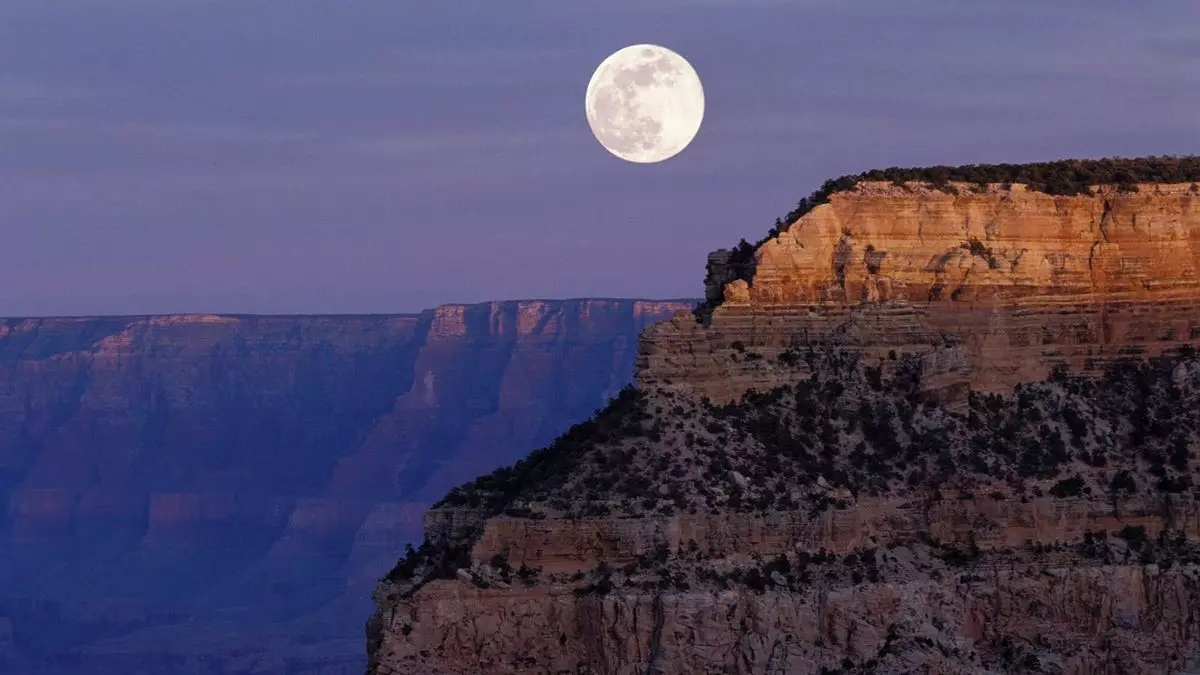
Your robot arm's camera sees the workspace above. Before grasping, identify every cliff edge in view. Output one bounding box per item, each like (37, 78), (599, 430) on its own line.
(644, 173), (1200, 405)
(367, 158), (1200, 675)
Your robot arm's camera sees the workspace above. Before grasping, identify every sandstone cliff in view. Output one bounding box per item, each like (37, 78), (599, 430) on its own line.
(641, 181), (1200, 405)
(369, 165), (1200, 675)
(0, 298), (691, 674)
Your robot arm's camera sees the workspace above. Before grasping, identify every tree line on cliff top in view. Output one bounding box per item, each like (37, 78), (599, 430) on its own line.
(700, 155), (1200, 320)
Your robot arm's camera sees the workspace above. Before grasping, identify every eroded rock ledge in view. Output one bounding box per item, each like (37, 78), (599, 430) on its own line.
(644, 180), (1200, 405)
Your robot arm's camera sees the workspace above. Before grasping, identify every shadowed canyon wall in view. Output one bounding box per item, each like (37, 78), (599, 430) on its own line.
(0, 298), (692, 674)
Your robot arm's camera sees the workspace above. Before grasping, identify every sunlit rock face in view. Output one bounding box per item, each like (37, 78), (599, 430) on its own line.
(639, 182), (1200, 405)
(0, 298), (691, 674)
(368, 181), (1200, 675)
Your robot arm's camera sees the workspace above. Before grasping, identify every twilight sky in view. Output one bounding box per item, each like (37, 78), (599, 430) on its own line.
(2, 0), (1199, 316)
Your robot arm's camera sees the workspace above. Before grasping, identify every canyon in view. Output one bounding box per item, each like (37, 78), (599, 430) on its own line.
(0, 298), (692, 674)
(370, 168), (1200, 674)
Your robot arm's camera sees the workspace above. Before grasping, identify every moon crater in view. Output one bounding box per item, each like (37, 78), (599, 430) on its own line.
(585, 44), (705, 164)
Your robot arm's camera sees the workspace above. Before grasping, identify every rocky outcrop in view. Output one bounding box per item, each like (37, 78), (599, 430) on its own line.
(0, 298), (691, 674)
(640, 182), (1200, 404)
(443, 495), (1200, 573)
(376, 516), (1200, 675)
(370, 172), (1200, 674)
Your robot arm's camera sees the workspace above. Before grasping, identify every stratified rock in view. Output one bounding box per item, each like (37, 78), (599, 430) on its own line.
(369, 164), (1200, 675)
(641, 182), (1200, 404)
(0, 298), (691, 673)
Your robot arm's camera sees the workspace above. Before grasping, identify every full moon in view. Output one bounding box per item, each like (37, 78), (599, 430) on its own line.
(585, 44), (705, 164)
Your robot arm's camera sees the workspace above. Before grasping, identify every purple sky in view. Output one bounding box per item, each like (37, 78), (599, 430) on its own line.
(2, 0), (1199, 316)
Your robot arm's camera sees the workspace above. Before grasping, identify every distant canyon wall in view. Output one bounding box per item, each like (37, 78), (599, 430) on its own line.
(0, 298), (691, 673)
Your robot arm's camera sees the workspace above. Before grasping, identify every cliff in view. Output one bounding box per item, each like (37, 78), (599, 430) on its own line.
(0, 298), (692, 674)
(369, 163), (1200, 674)
(641, 181), (1200, 404)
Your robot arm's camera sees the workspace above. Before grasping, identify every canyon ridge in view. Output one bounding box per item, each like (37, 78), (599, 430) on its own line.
(368, 158), (1200, 674)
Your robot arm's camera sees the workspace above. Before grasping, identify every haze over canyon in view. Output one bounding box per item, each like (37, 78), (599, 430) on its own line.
(0, 298), (691, 674)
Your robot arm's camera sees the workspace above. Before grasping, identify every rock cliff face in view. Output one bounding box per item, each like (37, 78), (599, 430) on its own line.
(0, 298), (691, 674)
(641, 182), (1200, 404)
(369, 175), (1200, 674)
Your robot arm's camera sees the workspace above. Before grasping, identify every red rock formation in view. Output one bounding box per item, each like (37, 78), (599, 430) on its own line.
(369, 178), (1200, 675)
(640, 182), (1200, 404)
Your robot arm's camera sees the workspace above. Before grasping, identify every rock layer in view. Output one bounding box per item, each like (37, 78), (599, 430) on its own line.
(640, 182), (1200, 404)
(376, 514), (1200, 675)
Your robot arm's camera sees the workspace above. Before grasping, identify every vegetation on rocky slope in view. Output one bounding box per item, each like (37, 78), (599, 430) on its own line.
(695, 155), (1200, 320)
(430, 349), (1198, 521)
(376, 352), (1200, 675)
(431, 384), (650, 512)
(386, 348), (1200, 595)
